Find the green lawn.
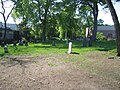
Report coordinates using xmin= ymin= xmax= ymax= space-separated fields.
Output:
xmin=0 ymin=40 xmax=117 ymax=57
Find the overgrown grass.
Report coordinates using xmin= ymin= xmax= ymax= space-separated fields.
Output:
xmin=0 ymin=39 xmax=117 ymax=57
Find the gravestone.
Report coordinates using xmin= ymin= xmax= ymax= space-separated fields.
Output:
xmin=4 ymin=45 xmax=8 ymax=53
xmin=52 ymin=41 xmax=56 ymax=46
xmin=82 ymin=37 xmax=87 ymax=47
xmin=68 ymin=42 xmax=72 ymax=54
xmin=13 ymin=41 xmax=17 ymax=47
xmin=86 ymin=27 xmax=89 ymax=38
xmin=25 ymin=41 xmax=28 ymax=46
xmin=88 ymin=37 xmax=92 ymax=46
xmin=19 ymin=40 xmax=23 ymax=46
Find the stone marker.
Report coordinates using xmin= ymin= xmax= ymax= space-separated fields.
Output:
xmin=13 ymin=41 xmax=17 ymax=47
xmin=4 ymin=45 xmax=8 ymax=53
xmin=52 ymin=41 xmax=56 ymax=46
xmin=25 ymin=41 xmax=28 ymax=46
xmin=19 ymin=40 xmax=23 ymax=46
xmin=83 ymin=37 xmax=87 ymax=47
xmin=68 ymin=42 xmax=72 ymax=54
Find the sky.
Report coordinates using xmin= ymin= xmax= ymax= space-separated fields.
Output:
xmin=0 ymin=1 xmax=120 ymax=25
xmin=98 ymin=2 xmax=120 ymax=25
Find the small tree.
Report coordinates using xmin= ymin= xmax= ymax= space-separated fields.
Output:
xmin=0 ymin=0 xmax=16 ymax=43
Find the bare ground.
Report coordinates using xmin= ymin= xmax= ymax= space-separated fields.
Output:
xmin=0 ymin=52 xmax=120 ymax=90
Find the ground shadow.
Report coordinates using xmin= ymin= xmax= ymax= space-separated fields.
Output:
xmin=71 ymin=52 xmax=79 ymax=55
xmin=34 ymin=45 xmax=51 ymax=48
xmin=97 ymin=48 xmax=109 ymax=51
xmin=0 ymin=57 xmax=37 ymax=68
xmin=65 ymin=52 xmax=79 ymax=55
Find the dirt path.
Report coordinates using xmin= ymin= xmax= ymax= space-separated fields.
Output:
xmin=0 ymin=54 xmax=120 ymax=90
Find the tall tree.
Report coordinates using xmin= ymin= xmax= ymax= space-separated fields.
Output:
xmin=78 ymin=0 xmax=106 ymax=41
xmin=57 ymin=0 xmax=77 ymax=39
xmin=42 ymin=0 xmax=51 ymax=42
xmin=105 ymin=0 xmax=120 ymax=56
xmin=12 ymin=0 xmax=57 ymax=42
xmin=0 ymin=0 xmax=16 ymax=43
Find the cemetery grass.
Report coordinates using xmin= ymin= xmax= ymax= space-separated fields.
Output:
xmin=0 ymin=40 xmax=116 ymax=56
xmin=0 ymin=40 xmax=120 ymax=90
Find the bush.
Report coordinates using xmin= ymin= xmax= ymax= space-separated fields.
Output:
xmin=96 ymin=32 xmax=106 ymax=40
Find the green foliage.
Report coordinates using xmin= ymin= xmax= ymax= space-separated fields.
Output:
xmin=78 ymin=5 xmax=93 ymax=27
xmin=11 ymin=0 xmax=108 ymax=41
xmin=96 ymin=32 xmax=106 ymax=40
xmin=58 ymin=26 xmax=65 ymax=39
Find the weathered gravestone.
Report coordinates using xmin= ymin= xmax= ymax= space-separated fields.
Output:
xmin=83 ymin=37 xmax=87 ymax=47
xmin=52 ymin=41 xmax=56 ymax=46
xmin=13 ymin=41 xmax=17 ymax=47
xmin=19 ymin=40 xmax=23 ymax=46
xmin=68 ymin=42 xmax=72 ymax=54
xmin=4 ymin=45 xmax=8 ymax=53
xmin=25 ymin=41 xmax=28 ymax=46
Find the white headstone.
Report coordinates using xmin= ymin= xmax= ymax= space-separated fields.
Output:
xmin=86 ymin=28 xmax=89 ymax=38
xmin=68 ymin=42 xmax=72 ymax=54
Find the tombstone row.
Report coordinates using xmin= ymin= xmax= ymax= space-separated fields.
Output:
xmin=1 ymin=40 xmax=28 ymax=53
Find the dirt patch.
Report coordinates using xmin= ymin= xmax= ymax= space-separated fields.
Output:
xmin=0 ymin=53 xmax=120 ymax=90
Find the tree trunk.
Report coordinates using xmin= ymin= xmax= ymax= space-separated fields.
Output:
xmin=65 ymin=30 xmax=68 ymax=39
xmin=37 ymin=0 xmax=42 ymax=40
xmin=42 ymin=8 xmax=48 ymax=42
xmin=105 ymin=0 xmax=120 ymax=56
xmin=42 ymin=0 xmax=49 ymax=42
xmin=92 ymin=2 xmax=98 ymax=41
xmin=3 ymin=14 xmax=7 ymax=44
xmin=86 ymin=17 xmax=90 ymax=27
xmin=3 ymin=21 xmax=7 ymax=43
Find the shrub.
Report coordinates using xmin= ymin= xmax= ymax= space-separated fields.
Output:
xmin=96 ymin=32 xmax=106 ymax=40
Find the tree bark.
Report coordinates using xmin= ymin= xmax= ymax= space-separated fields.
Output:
xmin=105 ymin=0 xmax=120 ymax=56
xmin=42 ymin=0 xmax=50 ymax=42
xmin=87 ymin=1 xmax=98 ymax=41
xmin=92 ymin=2 xmax=98 ymax=41
xmin=2 ymin=14 xmax=7 ymax=43
xmin=42 ymin=8 xmax=48 ymax=42
xmin=3 ymin=21 xmax=7 ymax=43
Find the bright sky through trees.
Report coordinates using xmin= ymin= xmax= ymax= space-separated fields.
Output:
xmin=0 ymin=1 xmax=120 ymax=25
xmin=98 ymin=2 xmax=120 ymax=25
